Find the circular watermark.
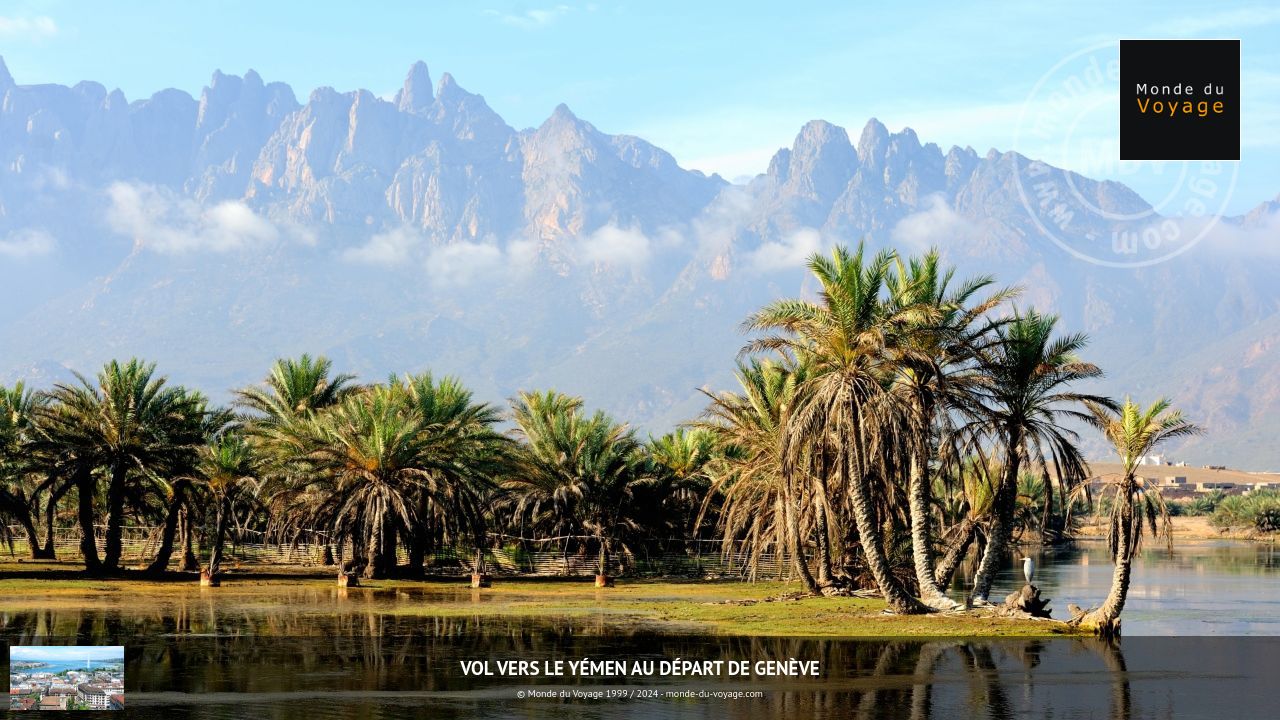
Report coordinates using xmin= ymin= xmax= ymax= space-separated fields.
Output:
xmin=1012 ymin=41 xmax=1238 ymax=268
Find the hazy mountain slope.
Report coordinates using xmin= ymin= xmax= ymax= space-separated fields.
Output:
xmin=2 ymin=58 xmax=1278 ymax=467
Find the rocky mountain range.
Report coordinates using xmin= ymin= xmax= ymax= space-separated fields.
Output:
xmin=2 ymin=58 xmax=1278 ymax=467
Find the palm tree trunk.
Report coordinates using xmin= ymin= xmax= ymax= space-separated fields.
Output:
xmin=1082 ymin=488 xmax=1134 ymax=637
xmin=971 ymin=428 xmax=1022 ymax=602
xmin=814 ymin=447 xmax=836 ymax=585
xmin=814 ymin=493 xmax=834 ymax=586
xmin=908 ymin=446 xmax=958 ymax=608
xmin=146 ymin=479 xmax=189 ymax=573
xmin=178 ymin=508 xmax=200 ymax=572
xmin=1040 ymin=469 xmax=1055 ymax=543
xmin=39 ymin=484 xmax=67 ymax=560
xmin=784 ymin=471 xmax=820 ymax=594
xmin=74 ymin=467 xmax=102 ymax=573
xmin=208 ymin=495 xmax=230 ymax=577
xmin=847 ymin=421 xmax=927 ymax=614
xmin=934 ymin=518 xmax=977 ymax=590
xmin=101 ymin=463 xmax=127 ymax=572
xmin=18 ymin=515 xmax=41 ymax=560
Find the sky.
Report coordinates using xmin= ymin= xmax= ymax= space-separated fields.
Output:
xmin=1 ymin=0 xmax=1277 ymax=212
xmin=10 ymin=645 xmax=124 ymax=662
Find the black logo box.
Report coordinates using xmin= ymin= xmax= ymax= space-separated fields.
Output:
xmin=1120 ymin=39 xmax=1240 ymax=161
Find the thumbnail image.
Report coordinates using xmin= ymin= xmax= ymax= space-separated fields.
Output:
xmin=8 ymin=646 xmax=124 ymax=711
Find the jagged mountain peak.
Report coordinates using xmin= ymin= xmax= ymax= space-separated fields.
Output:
xmin=396 ymin=60 xmax=433 ymax=114
xmin=0 ymin=55 xmax=13 ymax=89
xmin=856 ymin=117 xmax=890 ymax=161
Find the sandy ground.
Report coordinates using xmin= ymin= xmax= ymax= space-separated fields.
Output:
xmin=1079 ymin=515 xmax=1259 ymax=541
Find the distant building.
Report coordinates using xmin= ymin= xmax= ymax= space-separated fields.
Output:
xmin=9 ymin=696 xmax=36 ymax=711
xmin=77 ymin=684 xmax=112 ymax=710
xmin=40 ymin=695 xmax=68 ymax=710
xmin=1161 ymin=476 xmax=1188 ymax=486
xmin=1198 ymin=482 xmax=1236 ymax=492
xmin=109 ymin=694 xmax=126 ymax=710
xmin=1138 ymin=454 xmax=1169 ymax=466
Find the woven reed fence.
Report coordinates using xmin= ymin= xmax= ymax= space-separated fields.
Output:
xmin=3 ymin=525 xmax=795 ymax=579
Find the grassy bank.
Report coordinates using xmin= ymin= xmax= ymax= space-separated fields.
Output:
xmin=0 ymin=561 xmax=1083 ymax=638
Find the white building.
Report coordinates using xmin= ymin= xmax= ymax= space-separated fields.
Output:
xmin=77 ymin=684 xmax=112 ymax=710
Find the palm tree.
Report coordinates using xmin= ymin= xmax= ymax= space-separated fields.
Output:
xmin=745 ymin=243 xmax=927 ymax=614
xmin=145 ymin=399 xmax=234 ymax=574
xmin=236 ymin=354 xmax=358 ymax=426
xmin=647 ymin=427 xmax=721 ymax=542
xmin=967 ymin=311 xmax=1111 ymax=603
xmin=887 ymin=249 xmax=1016 ymax=608
xmin=507 ymin=390 xmax=649 ymax=582
xmin=1077 ymin=397 xmax=1200 ymax=636
xmin=196 ymin=431 xmax=261 ymax=578
xmin=0 ymin=383 xmax=48 ymax=558
xmin=238 ymin=354 xmax=358 ymax=564
xmin=267 ymin=383 xmax=481 ymax=579
xmin=394 ymin=372 xmax=508 ymax=576
xmin=36 ymin=360 xmax=208 ymax=574
xmin=699 ymin=359 xmax=820 ymax=589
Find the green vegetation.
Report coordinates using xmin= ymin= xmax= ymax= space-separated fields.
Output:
xmin=1076 ymin=398 xmax=1200 ymax=636
xmin=1211 ymin=490 xmax=1280 ymax=536
xmin=0 ymin=243 xmax=1202 ymax=636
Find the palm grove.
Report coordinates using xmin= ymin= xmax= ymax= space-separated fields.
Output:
xmin=0 ymin=244 xmax=1197 ymax=634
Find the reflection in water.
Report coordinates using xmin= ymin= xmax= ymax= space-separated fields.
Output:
xmin=7 ymin=601 xmax=1275 ymax=720
xmin=5 ymin=539 xmax=1279 ymax=718
xmin=964 ymin=539 xmax=1280 ymax=635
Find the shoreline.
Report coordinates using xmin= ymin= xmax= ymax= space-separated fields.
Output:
xmin=0 ymin=563 xmax=1083 ymax=639
xmin=1078 ymin=515 xmax=1274 ymax=542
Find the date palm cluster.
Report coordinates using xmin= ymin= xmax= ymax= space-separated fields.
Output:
xmin=0 ymin=243 xmax=1197 ymax=631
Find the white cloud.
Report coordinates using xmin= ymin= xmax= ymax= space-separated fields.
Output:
xmin=577 ymin=224 xmax=652 ymax=268
xmin=890 ymin=194 xmax=982 ymax=251
xmin=484 ymin=5 xmax=570 ymax=29
xmin=425 ymin=240 xmax=505 ymax=286
xmin=342 ymin=226 xmax=420 ymax=265
xmin=0 ymin=15 xmax=57 ymax=39
xmin=105 ymin=182 xmax=294 ymax=253
xmin=748 ymin=228 xmax=823 ymax=272
xmin=0 ymin=229 xmax=56 ymax=258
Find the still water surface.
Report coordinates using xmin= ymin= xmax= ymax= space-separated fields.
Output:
xmin=1 ymin=539 xmax=1276 ymax=718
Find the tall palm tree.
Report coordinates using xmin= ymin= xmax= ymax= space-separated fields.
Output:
xmin=746 ymin=243 xmax=927 ymax=614
xmin=1078 ymin=397 xmax=1199 ymax=636
xmin=699 ymin=359 xmax=819 ymax=589
xmin=36 ymin=360 xmax=208 ymax=574
xmin=507 ymin=390 xmax=649 ymax=580
xmin=968 ymin=311 xmax=1111 ymax=602
xmin=887 ymin=249 xmax=1017 ymax=608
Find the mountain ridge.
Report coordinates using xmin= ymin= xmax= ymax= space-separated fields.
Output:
xmin=2 ymin=59 xmax=1279 ymax=467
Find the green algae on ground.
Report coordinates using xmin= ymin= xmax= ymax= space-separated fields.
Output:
xmin=0 ymin=563 xmax=1083 ymax=638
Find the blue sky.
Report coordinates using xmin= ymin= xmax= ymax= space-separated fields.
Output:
xmin=10 ymin=645 xmax=123 ymax=662
xmin=1 ymin=1 xmax=1277 ymax=212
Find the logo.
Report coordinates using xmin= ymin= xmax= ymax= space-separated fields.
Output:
xmin=1012 ymin=42 xmax=1239 ymax=268
xmin=1120 ymin=39 xmax=1240 ymax=161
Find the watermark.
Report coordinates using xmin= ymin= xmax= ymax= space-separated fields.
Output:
xmin=1011 ymin=41 xmax=1238 ymax=268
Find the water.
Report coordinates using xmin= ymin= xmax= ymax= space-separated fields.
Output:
xmin=983 ymin=539 xmax=1280 ymax=635
xmin=2 ymin=539 xmax=1278 ymax=718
